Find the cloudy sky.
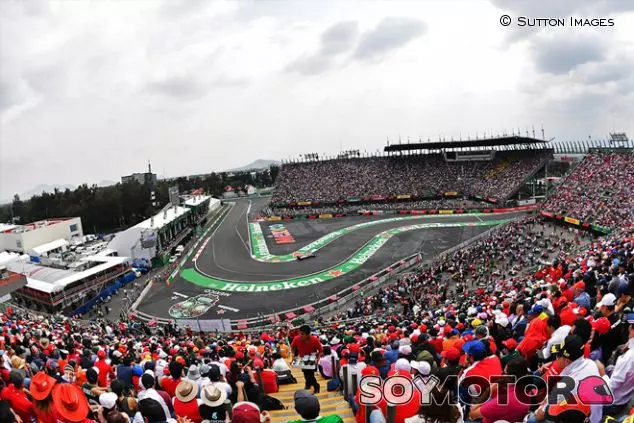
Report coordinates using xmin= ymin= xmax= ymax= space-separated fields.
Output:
xmin=1 ymin=0 xmax=633 ymax=198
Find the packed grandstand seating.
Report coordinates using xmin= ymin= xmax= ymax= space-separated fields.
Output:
xmin=1 ymin=213 xmax=633 ymax=423
xmin=271 ymin=150 xmax=550 ymax=208
xmin=542 ymin=151 xmax=634 ymax=228
xmin=261 ymin=199 xmax=487 ymax=217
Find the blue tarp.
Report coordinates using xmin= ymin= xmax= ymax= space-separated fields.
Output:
xmin=69 ymin=271 xmax=137 ymax=317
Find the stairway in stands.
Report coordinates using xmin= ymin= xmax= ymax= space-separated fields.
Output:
xmin=269 ymin=366 xmax=355 ymax=423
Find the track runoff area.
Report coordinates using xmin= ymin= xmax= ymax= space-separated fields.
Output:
xmin=137 ymin=198 xmax=527 ymax=321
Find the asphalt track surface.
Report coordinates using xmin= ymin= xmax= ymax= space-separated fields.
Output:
xmin=138 ymin=198 xmax=526 ymax=320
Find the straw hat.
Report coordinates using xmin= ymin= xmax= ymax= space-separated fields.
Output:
xmin=201 ymin=385 xmax=227 ymax=408
xmin=175 ymin=379 xmax=199 ymax=403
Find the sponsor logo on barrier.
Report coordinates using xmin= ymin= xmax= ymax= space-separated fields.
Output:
xmin=439 ymin=210 xmax=453 ymax=214
xmin=269 ymin=223 xmax=296 ymax=244
xmin=396 ymin=195 xmax=411 ymax=199
xmin=169 ymin=294 xmax=220 ymax=318
xmin=297 ymin=201 xmax=312 ymax=206
xmin=319 ymin=213 xmax=333 ymax=219
xmin=564 ymin=216 xmax=581 ymax=225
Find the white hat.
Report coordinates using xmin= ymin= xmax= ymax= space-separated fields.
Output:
xmin=399 ymin=345 xmax=412 ymax=356
xmin=495 ymin=316 xmax=509 ymax=328
xmin=395 ymin=358 xmax=411 ymax=372
xmin=597 ymin=293 xmax=617 ymax=307
xmin=99 ymin=392 xmax=118 ymax=410
xmin=410 ymin=361 xmax=431 ymax=376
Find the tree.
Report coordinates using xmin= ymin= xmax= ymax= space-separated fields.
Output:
xmin=12 ymin=194 xmax=25 ymax=223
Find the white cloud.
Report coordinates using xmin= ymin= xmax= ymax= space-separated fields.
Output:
xmin=0 ymin=0 xmax=633 ymax=199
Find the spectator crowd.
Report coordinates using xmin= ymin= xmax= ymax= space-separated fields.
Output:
xmin=542 ymin=152 xmax=634 ymax=228
xmin=0 ymin=211 xmax=633 ymax=423
xmin=271 ymin=151 xmax=550 ymax=210
xmin=262 ymin=199 xmax=486 ymax=218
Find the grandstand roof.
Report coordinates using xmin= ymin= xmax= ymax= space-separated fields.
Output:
xmin=134 ymin=205 xmax=190 ymax=230
xmin=182 ymin=195 xmax=211 ymax=207
xmin=5 ymin=255 xmax=128 ymax=293
xmin=384 ymin=135 xmax=547 ymax=152
xmin=31 ymin=238 xmax=69 ymax=255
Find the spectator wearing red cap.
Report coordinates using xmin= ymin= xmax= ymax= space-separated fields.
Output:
xmin=500 ymin=338 xmax=519 ymax=368
xmin=31 ymin=371 xmax=60 ymax=423
xmin=436 ymin=347 xmax=461 ymax=390
xmin=95 ymin=350 xmax=113 ymax=388
xmin=354 ymin=366 xmax=387 ymax=423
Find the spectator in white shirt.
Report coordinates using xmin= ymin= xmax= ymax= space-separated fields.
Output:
xmin=598 ymin=314 xmax=634 ymax=417
xmin=272 ymin=353 xmax=291 ymax=373
xmin=542 ymin=315 xmax=571 ymax=360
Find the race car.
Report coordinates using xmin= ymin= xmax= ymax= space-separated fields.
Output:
xmin=296 ymin=253 xmax=317 ymax=261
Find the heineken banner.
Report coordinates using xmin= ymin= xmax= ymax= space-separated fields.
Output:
xmin=347 ymin=197 xmax=361 ymax=202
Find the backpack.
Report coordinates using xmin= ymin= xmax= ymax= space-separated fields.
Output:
xmin=327 ymin=377 xmax=341 ymax=391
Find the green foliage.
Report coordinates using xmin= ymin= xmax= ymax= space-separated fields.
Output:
xmin=0 ymin=167 xmax=279 ymax=234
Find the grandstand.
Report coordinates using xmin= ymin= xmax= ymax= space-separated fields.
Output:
xmin=269 ymin=136 xmax=552 ymax=217
xmin=3 ymin=139 xmax=634 ymax=423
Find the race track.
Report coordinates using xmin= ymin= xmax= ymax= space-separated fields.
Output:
xmin=137 ymin=198 xmax=525 ymax=320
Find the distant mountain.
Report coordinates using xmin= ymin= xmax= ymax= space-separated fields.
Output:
xmin=1 ymin=181 xmax=117 ymax=204
xmin=11 ymin=183 xmax=76 ymax=201
xmin=229 ymin=159 xmax=280 ymax=171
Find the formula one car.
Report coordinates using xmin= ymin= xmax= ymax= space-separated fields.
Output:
xmin=296 ymin=253 xmax=317 ymax=261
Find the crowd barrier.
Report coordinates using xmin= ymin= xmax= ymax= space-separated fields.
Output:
xmin=539 ymin=211 xmax=611 ymax=235
xmin=262 ymin=205 xmax=537 ymax=221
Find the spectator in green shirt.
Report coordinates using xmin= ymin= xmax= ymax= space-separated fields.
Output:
xmin=500 ymin=338 xmax=520 ymax=368
xmin=287 ymin=390 xmax=343 ymax=423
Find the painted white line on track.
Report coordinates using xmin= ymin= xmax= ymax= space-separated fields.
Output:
xmin=173 ymin=292 xmax=189 ymax=299
xmin=218 ymin=304 xmax=239 ymax=312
